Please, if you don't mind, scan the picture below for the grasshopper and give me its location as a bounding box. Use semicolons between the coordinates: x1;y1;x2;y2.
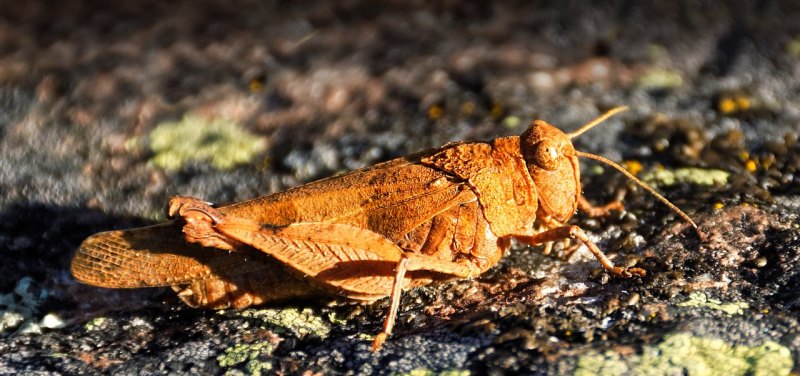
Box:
71;106;697;350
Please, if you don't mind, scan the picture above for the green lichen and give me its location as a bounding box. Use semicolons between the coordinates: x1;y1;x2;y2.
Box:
148;115;266;171
357;332;374;341
217;341;275;376
643;167;730;187
575;351;630;376
587;165;606;176
678;292;749;316
403;369;471;376
326;310;349;327
441;370;472;376
575;333;792;376
84;317;108;331
223;307;331;338
123;136;142;153
787;36;800;57
637;68;684;90
502;115;522;129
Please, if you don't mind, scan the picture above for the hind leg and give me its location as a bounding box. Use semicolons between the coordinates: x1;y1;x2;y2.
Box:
167;196;241;250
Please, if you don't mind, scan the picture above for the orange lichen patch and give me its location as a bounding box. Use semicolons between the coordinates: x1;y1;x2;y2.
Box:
717;94;752;115
623;160;643;176
760;154;775;170
739;151;750;162
490;102;505;120
735;96;751;111
718;97;737;114
460;101;476;116
745;159;757;172
427;104;444;120
248;78;265;93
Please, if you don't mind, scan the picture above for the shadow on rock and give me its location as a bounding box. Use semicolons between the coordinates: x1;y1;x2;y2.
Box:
0;202;160;313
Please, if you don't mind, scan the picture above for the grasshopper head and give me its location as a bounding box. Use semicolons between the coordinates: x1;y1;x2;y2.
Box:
521;121;580;223
521;106;698;232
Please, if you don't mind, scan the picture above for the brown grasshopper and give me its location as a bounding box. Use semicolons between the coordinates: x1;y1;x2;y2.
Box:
71;106;697;350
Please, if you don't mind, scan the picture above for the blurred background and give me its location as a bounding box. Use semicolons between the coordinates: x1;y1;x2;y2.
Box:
1;1;799;374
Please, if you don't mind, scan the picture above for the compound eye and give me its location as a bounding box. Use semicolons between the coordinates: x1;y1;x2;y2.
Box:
533;141;560;171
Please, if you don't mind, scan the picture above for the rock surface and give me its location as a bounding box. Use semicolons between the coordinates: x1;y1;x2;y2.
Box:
1;1;798;374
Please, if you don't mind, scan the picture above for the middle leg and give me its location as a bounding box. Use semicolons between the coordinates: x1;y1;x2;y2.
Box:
371;253;475;351
578;194;624;217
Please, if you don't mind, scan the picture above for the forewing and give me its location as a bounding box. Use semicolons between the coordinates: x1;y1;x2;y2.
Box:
219;158;476;242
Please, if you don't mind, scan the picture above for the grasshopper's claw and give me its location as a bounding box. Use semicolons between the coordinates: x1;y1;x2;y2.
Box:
610;266;647;278
627;267;646;277
372;333;388;352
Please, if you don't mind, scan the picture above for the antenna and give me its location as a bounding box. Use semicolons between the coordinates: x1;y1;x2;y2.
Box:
570;107;699;233
575;151;697;229
568;106;629;139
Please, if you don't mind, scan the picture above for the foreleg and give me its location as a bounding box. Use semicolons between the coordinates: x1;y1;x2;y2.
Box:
515;225;645;277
